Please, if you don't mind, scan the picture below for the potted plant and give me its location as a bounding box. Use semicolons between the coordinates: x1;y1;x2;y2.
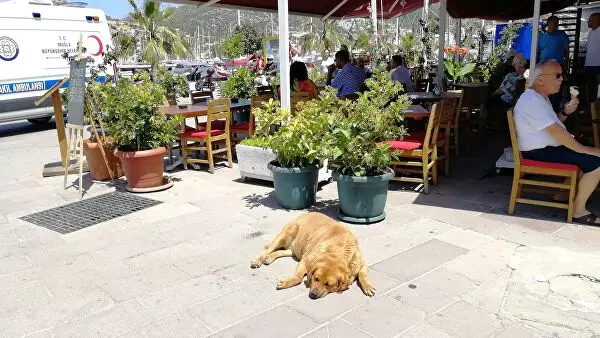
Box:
156;66;189;106
323;69;409;223
98;73;181;192
236;99;332;184
267;98;329;210
220;66;257;104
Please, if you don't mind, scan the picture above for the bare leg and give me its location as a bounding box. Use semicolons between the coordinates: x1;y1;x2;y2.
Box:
357;264;376;297
277;260;307;290
574;167;600;220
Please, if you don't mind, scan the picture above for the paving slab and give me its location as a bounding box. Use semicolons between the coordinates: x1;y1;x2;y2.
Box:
390;267;477;314
426;301;502;337
212;305;318;338
342;296;425;337
371;239;468;283
302;319;373;338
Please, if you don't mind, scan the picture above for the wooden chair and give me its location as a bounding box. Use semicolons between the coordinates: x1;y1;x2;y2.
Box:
454;86;481;153
402;98;457;176
447;89;464;156
231;94;272;144
178;98;233;174
291;91;311;114
190;90;213;104
591;101;600;149
506;110;578;223
387;100;443;194
64;123;85;197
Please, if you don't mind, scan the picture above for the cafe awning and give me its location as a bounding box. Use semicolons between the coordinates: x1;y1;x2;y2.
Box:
165;0;370;18
345;0;577;20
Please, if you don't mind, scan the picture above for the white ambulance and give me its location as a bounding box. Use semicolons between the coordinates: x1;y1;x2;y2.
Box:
0;0;113;124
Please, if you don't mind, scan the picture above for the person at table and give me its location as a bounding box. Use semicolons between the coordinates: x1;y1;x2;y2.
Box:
326;50;365;97
290;61;319;99
514;60;600;225
488;53;528;110
390;55;414;92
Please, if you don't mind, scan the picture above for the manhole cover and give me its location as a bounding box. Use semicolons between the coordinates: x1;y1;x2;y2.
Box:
20;192;162;234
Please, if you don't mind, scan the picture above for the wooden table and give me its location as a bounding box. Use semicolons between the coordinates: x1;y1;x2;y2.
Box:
405;91;461;103
160;99;251;171
403;104;430;120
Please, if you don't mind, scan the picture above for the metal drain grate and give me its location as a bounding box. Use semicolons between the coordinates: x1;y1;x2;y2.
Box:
20;192;162;234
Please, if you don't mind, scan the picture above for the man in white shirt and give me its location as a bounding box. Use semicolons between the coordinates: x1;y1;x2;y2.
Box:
585;12;600;101
585;13;600;74
390;55;414;92
515;60;600;225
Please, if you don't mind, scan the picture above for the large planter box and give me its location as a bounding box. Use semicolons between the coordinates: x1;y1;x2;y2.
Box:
236;144;331;183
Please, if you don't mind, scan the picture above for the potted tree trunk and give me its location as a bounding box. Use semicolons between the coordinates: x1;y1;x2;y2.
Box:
266;98;328;210
96;73;181;192
323;70;409;224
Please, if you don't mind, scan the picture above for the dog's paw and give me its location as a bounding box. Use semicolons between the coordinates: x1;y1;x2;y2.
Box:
361;282;376;297
276;280;287;289
250;259;263;269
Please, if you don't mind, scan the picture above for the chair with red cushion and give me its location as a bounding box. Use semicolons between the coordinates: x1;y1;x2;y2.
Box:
385;99;444;194
231;94;273;147
178;99;233;174
507;110;578;222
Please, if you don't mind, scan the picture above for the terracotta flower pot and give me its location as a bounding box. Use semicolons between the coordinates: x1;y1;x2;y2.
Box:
115;147;166;189
83;138;124;181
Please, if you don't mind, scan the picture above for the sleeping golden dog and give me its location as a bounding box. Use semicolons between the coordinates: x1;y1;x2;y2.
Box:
250;212;375;299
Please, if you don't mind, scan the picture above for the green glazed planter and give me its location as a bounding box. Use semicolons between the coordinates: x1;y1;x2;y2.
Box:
333;170;394;224
268;162;319;210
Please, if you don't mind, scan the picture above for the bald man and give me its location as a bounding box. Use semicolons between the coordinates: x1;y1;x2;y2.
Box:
514;60;600;225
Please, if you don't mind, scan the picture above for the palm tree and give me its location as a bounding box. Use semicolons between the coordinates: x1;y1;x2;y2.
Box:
127;0;191;79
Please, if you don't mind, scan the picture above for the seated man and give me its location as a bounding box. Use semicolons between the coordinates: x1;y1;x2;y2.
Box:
390;55;414;92
326;50;365;97
515;60;600;225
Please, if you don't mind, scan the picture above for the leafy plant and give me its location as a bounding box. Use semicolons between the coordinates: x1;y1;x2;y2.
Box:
234;24;264;55
91;72;181;151
269;99;329;168
322;69;409;177
219;67;258;99
444;59;477;83
240;98;289;147
156;66;189;98
308;66;326;84
481;23;522;82
220;32;244;60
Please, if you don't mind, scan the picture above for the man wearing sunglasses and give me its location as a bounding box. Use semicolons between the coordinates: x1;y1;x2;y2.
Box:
514;60;600;226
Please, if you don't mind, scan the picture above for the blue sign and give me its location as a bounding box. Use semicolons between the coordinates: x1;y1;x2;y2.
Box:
0;76;105;96
494;22;544;61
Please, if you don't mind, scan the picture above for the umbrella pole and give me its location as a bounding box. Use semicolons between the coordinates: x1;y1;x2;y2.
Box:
530;0;541;72
278;0;291;109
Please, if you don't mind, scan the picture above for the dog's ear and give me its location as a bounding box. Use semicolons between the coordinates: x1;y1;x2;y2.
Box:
337;272;350;292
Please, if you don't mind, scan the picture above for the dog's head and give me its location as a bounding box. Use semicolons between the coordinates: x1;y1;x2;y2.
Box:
307;254;350;299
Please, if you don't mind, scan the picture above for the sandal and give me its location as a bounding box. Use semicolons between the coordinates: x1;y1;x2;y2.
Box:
573;213;600;226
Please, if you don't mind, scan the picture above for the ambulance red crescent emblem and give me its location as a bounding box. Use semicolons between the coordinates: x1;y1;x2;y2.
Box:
87;35;103;56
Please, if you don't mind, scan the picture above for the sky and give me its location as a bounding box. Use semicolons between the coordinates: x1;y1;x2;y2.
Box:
85;0;135;19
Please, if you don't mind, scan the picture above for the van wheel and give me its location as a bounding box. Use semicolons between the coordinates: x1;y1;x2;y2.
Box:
27;117;52;124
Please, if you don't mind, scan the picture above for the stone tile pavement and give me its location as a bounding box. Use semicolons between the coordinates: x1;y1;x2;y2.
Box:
1;121;600;337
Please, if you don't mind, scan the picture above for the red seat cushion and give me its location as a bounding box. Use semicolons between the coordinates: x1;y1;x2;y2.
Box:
231;122;250;130
382;140;423;151
197;120;227;130
521;159;578;172
178;129;225;139
403;131;446;142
